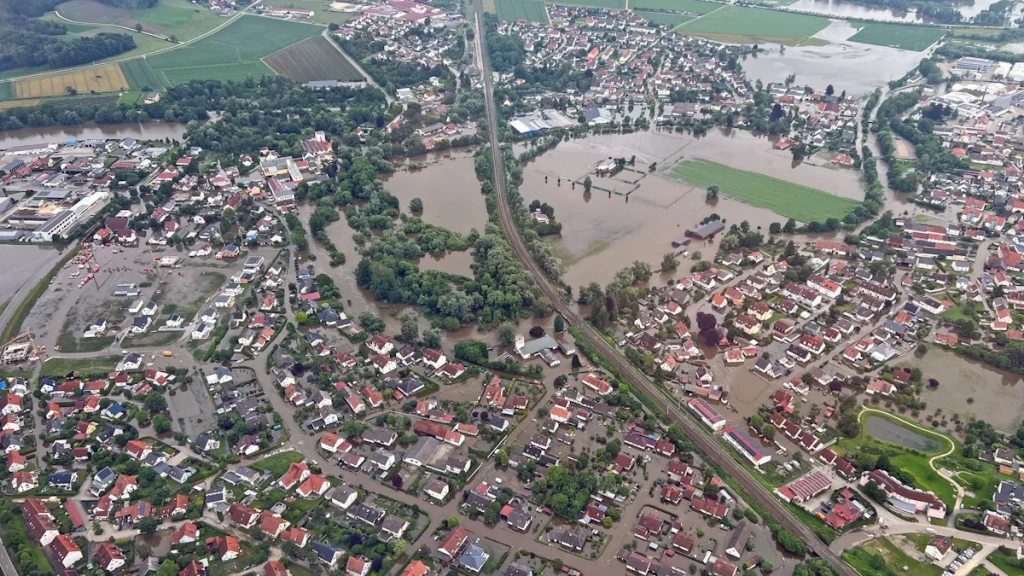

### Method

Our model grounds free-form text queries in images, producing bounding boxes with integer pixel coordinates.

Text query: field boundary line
[319,29,392,103]
[669,3,724,33]
[2,1,265,84]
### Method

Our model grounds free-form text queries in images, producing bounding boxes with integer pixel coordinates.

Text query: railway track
[471,4,858,575]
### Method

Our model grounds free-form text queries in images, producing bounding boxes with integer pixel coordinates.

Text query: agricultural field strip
[263,36,364,83]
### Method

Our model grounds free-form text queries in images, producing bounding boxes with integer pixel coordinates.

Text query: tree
[410,197,423,213]
[153,414,171,434]
[571,354,581,371]
[358,311,385,333]
[554,315,565,332]
[145,393,167,413]
[400,314,418,343]
[769,222,781,234]
[294,311,308,324]
[583,176,592,192]
[661,252,679,270]
[423,328,442,349]
[529,326,545,338]
[706,185,719,200]
[448,516,459,528]
[484,501,501,525]
[825,84,835,96]
[135,23,143,32]
[782,218,797,234]
[137,517,159,536]
[771,103,784,121]
[497,322,517,347]
[785,73,796,86]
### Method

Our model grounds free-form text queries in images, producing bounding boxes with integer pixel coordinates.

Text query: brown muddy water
[739,21,926,97]
[381,149,488,235]
[518,130,860,288]
[785,0,1001,21]
[0,245,63,306]
[0,121,189,148]
[905,347,1024,433]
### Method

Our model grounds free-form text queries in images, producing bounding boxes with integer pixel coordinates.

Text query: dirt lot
[264,35,364,82]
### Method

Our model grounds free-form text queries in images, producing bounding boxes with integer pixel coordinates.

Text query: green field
[848,23,946,51]
[669,159,859,222]
[149,15,319,68]
[41,356,120,377]
[629,0,718,13]
[0,82,12,101]
[836,409,958,512]
[495,0,549,22]
[675,5,828,45]
[988,548,1024,576]
[844,537,943,576]
[251,450,304,476]
[144,15,319,85]
[160,61,275,85]
[119,59,167,90]
[635,10,692,26]
[545,0,626,8]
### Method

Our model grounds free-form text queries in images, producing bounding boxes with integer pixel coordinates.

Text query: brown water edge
[517,130,859,288]
[0,121,190,148]
[901,347,1024,433]
[380,148,488,236]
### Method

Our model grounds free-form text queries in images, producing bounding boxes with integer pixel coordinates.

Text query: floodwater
[786,0,1000,20]
[417,250,474,277]
[0,245,63,305]
[739,21,925,96]
[518,130,855,288]
[908,347,1024,432]
[0,121,189,148]
[864,415,942,452]
[382,148,488,235]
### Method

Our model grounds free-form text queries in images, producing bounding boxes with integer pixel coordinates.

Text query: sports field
[675,5,828,45]
[14,64,128,98]
[635,10,692,26]
[545,0,625,8]
[495,0,549,22]
[146,15,319,85]
[629,0,717,13]
[265,36,363,82]
[847,23,945,51]
[669,159,859,222]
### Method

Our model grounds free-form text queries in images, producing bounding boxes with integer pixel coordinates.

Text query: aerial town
[5,1,1024,576]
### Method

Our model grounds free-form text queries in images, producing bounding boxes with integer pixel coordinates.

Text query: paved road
[471,2,857,574]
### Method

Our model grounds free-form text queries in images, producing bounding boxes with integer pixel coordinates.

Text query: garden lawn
[668,159,859,222]
[675,5,828,45]
[848,23,945,51]
[988,548,1024,576]
[843,537,943,576]
[629,0,717,12]
[251,450,304,476]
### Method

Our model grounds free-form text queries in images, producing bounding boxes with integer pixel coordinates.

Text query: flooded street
[740,21,925,96]
[518,130,856,288]
[382,149,488,235]
[0,121,189,148]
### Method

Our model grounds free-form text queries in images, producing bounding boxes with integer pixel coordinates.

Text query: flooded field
[382,149,488,235]
[417,250,474,277]
[739,21,925,96]
[0,121,189,148]
[0,245,63,310]
[909,348,1024,432]
[785,0,999,20]
[864,415,942,452]
[518,130,855,287]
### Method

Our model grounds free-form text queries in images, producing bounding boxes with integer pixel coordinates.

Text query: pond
[864,414,942,453]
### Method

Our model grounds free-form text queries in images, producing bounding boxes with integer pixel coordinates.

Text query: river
[785,0,1001,21]
[0,121,190,148]
[739,21,926,96]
